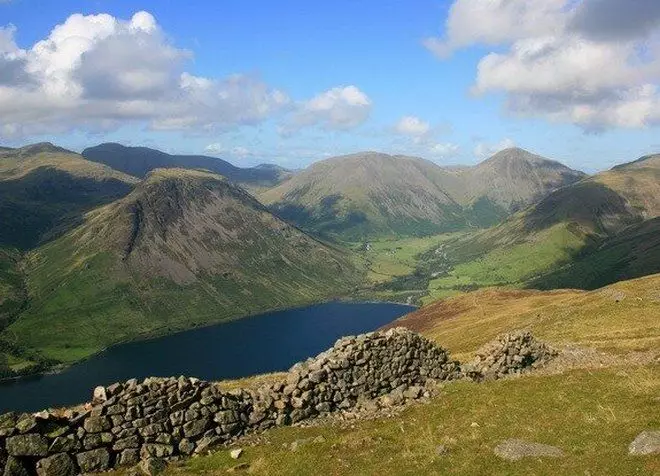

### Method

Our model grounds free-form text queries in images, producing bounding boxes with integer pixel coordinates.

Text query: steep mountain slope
[457,147,586,213]
[261,152,467,239]
[260,149,584,240]
[0,143,138,249]
[420,153,660,299]
[4,168,360,362]
[82,143,292,189]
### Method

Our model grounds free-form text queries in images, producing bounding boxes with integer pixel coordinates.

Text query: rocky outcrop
[465,331,558,380]
[0,328,461,475]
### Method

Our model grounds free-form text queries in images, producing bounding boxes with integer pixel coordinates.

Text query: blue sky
[1,0,660,172]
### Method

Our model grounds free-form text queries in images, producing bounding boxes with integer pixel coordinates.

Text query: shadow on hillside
[0,167,134,249]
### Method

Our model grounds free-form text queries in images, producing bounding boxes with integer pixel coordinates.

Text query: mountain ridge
[261,148,585,240]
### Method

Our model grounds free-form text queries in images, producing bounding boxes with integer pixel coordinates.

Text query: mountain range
[0,140,658,377]
[260,148,585,240]
[82,143,292,191]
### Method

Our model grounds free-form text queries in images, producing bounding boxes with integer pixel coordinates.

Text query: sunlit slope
[394,273,660,358]
[4,168,360,362]
[261,149,583,240]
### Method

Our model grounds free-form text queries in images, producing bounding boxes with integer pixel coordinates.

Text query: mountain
[261,149,584,240]
[456,147,586,213]
[419,152,660,299]
[82,143,292,189]
[0,143,138,249]
[260,151,468,239]
[4,168,360,363]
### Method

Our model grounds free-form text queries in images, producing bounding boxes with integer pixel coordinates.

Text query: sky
[1,0,660,172]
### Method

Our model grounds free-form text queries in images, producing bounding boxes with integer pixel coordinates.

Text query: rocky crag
[0,328,555,475]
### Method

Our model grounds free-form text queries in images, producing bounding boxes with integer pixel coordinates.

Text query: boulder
[3,457,30,476]
[628,430,660,455]
[35,453,77,476]
[75,448,111,473]
[6,434,49,456]
[493,439,564,461]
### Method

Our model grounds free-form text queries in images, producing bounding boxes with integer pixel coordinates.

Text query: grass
[397,274,660,359]
[101,273,658,476]
[160,364,659,476]
[424,223,586,303]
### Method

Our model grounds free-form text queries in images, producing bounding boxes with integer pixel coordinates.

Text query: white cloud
[0,11,290,138]
[427,0,660,130]
[394,115,431,138]
[474,138,516,160]
[283,85,372,134]
[429,142,460,158]
[203,143,253,159]
[391,115,459,158]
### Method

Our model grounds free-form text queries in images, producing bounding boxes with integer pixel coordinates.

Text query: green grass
[160,365,659,476]
[425,224,585,303]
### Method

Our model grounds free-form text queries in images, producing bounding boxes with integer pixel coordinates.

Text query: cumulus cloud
[283,85,372,134]
[474,138,516,160]
[392,115,459,158]
[394,115,431,138]
[0,11,292,138]
[426,0,660,130]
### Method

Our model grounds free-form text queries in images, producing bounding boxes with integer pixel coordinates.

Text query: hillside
[82,143,292,189]
[454,147,586,213]
[158,274,660,475]
[261,152,467,239]
[3,168,360,364]
[0,143,138,249]
[260,149,583,240]
[416,152,660,301]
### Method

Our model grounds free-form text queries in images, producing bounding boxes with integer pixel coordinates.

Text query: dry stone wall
[0,329,557,475]
[0,328,464,475]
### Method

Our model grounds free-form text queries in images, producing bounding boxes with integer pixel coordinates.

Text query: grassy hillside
[82,143,292,190]
[0,143,138,249]
[3,168,361,363]
[151,274,660,476]
[261,149,583,241]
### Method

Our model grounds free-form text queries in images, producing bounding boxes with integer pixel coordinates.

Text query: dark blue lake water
[1,302,414,413]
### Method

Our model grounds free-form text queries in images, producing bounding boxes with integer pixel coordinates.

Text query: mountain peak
[18,142,73,156]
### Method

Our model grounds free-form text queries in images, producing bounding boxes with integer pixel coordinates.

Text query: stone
[194,436,221,454]
[92,386,107,404]
[83,416,111,433]
[36,453,77,476]
[230,448,243,459]
[140,443,174,459]
[15,415,37,434]
[139,458,168,476]
[628,430,660,455]
[183,418,210,438]
[6,434,49,456]
[114,435,141,450]
[76,448,111,473]
[49,435,79,453]
[493,439,564,461]
[435,445,448,456]
[3,456,30,476]
[178,438,195,455]
[117,449,141,467]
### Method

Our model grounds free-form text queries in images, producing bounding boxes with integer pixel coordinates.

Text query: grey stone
[628,430,660,455]
[6,434,49,456]
[76,448,110,473]
[493,439,564,461]
[139,458,168,475]
[83,416,111,433]
[36,453,77,476]
[117,448,141,467]
[3,457,30,476]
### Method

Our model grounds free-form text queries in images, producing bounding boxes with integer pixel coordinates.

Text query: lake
[0,302,414,413]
